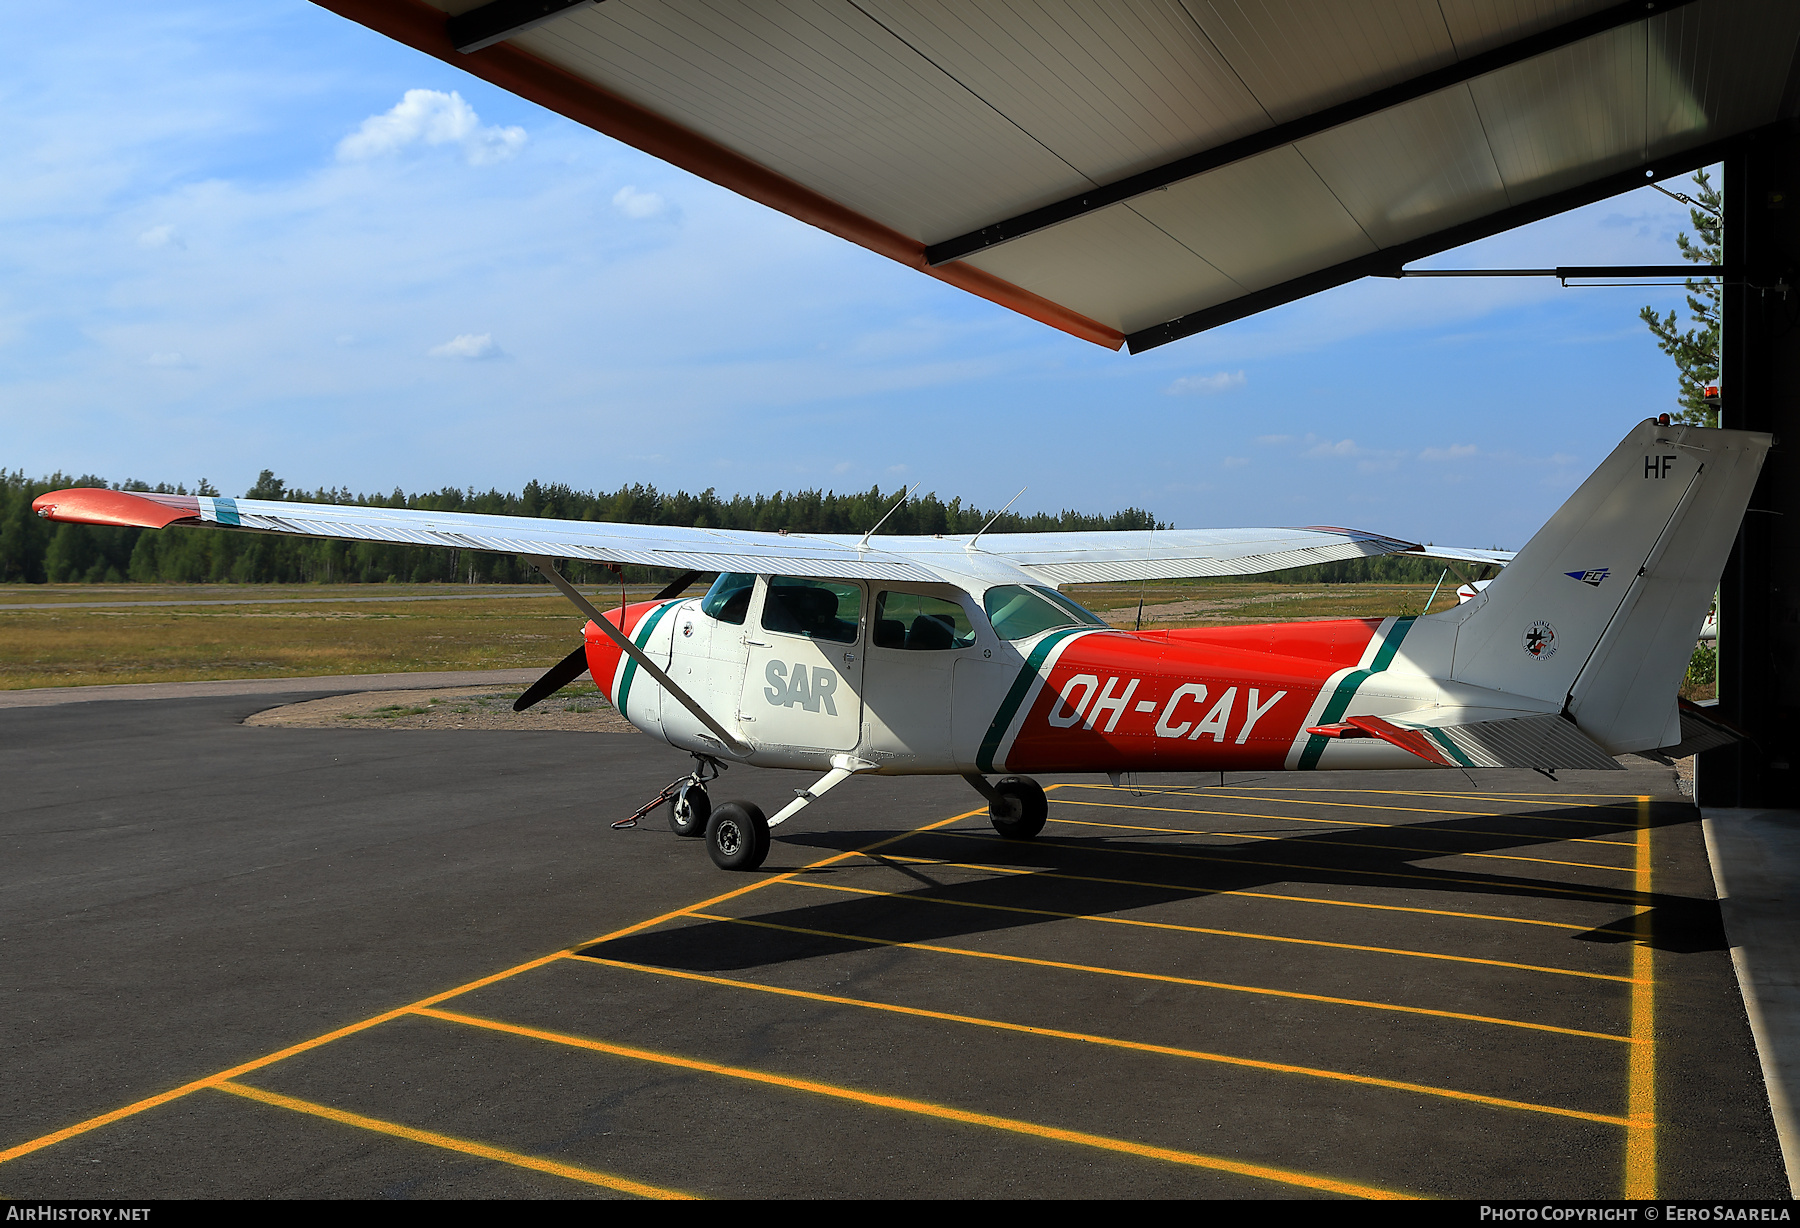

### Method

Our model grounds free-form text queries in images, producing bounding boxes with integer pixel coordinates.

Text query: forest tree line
[0,468,1470,587]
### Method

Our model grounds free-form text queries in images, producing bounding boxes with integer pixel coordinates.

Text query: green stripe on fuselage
[1296,616,1416,771]
[976,628,1089,775]
[614,600,680,718]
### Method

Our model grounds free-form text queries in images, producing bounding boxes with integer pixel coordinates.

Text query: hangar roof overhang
[313,0,1800,352]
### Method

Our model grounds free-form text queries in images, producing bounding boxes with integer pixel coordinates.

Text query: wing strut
[527,555,750,756]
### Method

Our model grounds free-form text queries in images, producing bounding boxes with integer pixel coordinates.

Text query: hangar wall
[1700,125,1800,808]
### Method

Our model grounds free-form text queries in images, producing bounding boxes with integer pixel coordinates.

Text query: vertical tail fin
[1437,420,1769,753]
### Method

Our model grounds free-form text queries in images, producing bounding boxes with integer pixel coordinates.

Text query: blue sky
[2,1,1715,551]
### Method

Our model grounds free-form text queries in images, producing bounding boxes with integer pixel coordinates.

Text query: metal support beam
[1697,125,1800,808]
[1124,128,1765,353]
[924,0,1700,268]
[448,0,600,55]
[1394,266,1728,280]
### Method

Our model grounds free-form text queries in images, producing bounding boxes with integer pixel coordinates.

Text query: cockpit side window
[873,591,976,650]
[699,572,756,625]
[761,577,861,644]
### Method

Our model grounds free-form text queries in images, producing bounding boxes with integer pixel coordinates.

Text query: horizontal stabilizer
[1654,700,1743,760]
[1311,707,1622,771]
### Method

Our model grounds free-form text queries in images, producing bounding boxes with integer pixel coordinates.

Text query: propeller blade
[654,569,705,601]
[513,644,592,712]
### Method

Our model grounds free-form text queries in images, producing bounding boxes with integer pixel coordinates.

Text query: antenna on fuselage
[967,487,1027,552]
[858,482,920,550]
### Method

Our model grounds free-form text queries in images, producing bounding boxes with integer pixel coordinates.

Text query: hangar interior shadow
[581,797,1725,973]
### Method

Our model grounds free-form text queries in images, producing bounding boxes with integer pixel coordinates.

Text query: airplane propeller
[511,569,708,713]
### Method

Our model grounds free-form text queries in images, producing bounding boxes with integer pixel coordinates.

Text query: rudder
[1434,419,1769,754]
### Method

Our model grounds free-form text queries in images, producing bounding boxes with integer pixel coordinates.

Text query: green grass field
[0,580,1457,690]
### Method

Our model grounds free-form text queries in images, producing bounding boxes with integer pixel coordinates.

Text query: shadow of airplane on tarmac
[580,795,1724,974]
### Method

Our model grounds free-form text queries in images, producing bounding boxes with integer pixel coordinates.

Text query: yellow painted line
[212,1081,694,1199]
[572,955,1641,1129]
[785,877,1638,983]
[928,828,1641,907]
[412,1006,1418,1199]
[0,807,984,1167]
[1174,785,1644,803]
[849,853,1607,932]
[1080,777,1648,817]
[1054,796,1635,848]
[1624,797,1658,1197]
[1065,785,1648,821]
[684,912,1633,1042]
[1050,807,1637,873]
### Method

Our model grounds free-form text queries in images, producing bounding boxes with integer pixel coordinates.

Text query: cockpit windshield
[982,585,1106,641]
[699,572,756,625]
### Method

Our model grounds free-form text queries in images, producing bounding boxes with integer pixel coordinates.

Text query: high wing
[30,487,1508,586]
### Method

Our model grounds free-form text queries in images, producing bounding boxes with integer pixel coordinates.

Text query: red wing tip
[32,488,201,529]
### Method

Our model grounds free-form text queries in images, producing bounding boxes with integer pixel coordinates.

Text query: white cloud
[1306,436,1360,457]
[147,351,191,367]
[1254,434,1294,446]
[612,185,666,219]
[337,89,525,166]
[428,333,501,360]
[1419,443,1478,462]
[1221,456,1249,468]
[137,224,180,248]
[1164,370,1245,395]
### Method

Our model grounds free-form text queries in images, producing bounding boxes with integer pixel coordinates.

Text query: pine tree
[1639,169,1722,425]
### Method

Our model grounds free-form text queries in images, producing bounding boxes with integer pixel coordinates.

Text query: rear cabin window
[873,591,976,650]
[761,577,861,644]
[699,572,755,625]
[983,585,1106,641]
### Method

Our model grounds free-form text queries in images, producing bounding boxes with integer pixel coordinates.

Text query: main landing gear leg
[707,758,871,873]
[964,773,1047,840]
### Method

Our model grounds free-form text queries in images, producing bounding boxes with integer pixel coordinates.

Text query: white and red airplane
[34,418,1760,871]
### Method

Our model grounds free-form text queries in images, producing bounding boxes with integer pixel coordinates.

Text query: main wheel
[706,801,770,870]
[668,783,711,838]
[988,776,1048,839]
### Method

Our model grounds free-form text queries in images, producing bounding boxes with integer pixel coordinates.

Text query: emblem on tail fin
[1565,568,1610,586]
[1524,621,1557,659]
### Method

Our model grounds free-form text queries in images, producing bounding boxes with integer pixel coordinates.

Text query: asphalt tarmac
[1,687,1787,1199]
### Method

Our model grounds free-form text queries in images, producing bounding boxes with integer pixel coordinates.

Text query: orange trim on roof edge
[307,0,1124,350]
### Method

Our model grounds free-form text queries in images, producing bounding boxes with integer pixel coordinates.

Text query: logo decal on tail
[1565,568,1610,586]
[1524,621,1557,659]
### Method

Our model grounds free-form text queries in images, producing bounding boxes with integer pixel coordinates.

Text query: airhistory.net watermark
[5,1210,150,1222]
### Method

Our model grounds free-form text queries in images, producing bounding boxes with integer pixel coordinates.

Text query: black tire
[668,784,711,838]
[989,776,1047,840]
[706,801,770,870]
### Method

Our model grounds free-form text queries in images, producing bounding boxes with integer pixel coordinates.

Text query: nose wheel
[706,801,770,870]
[668,783,711,837]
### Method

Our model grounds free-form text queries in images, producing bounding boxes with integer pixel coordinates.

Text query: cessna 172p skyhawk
[33,418,1761,871]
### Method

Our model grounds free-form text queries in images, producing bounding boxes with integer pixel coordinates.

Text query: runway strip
[0,668,541,709]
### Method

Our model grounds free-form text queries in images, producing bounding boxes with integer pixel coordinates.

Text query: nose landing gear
[616,753,726,832]
[668,782,711,837]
